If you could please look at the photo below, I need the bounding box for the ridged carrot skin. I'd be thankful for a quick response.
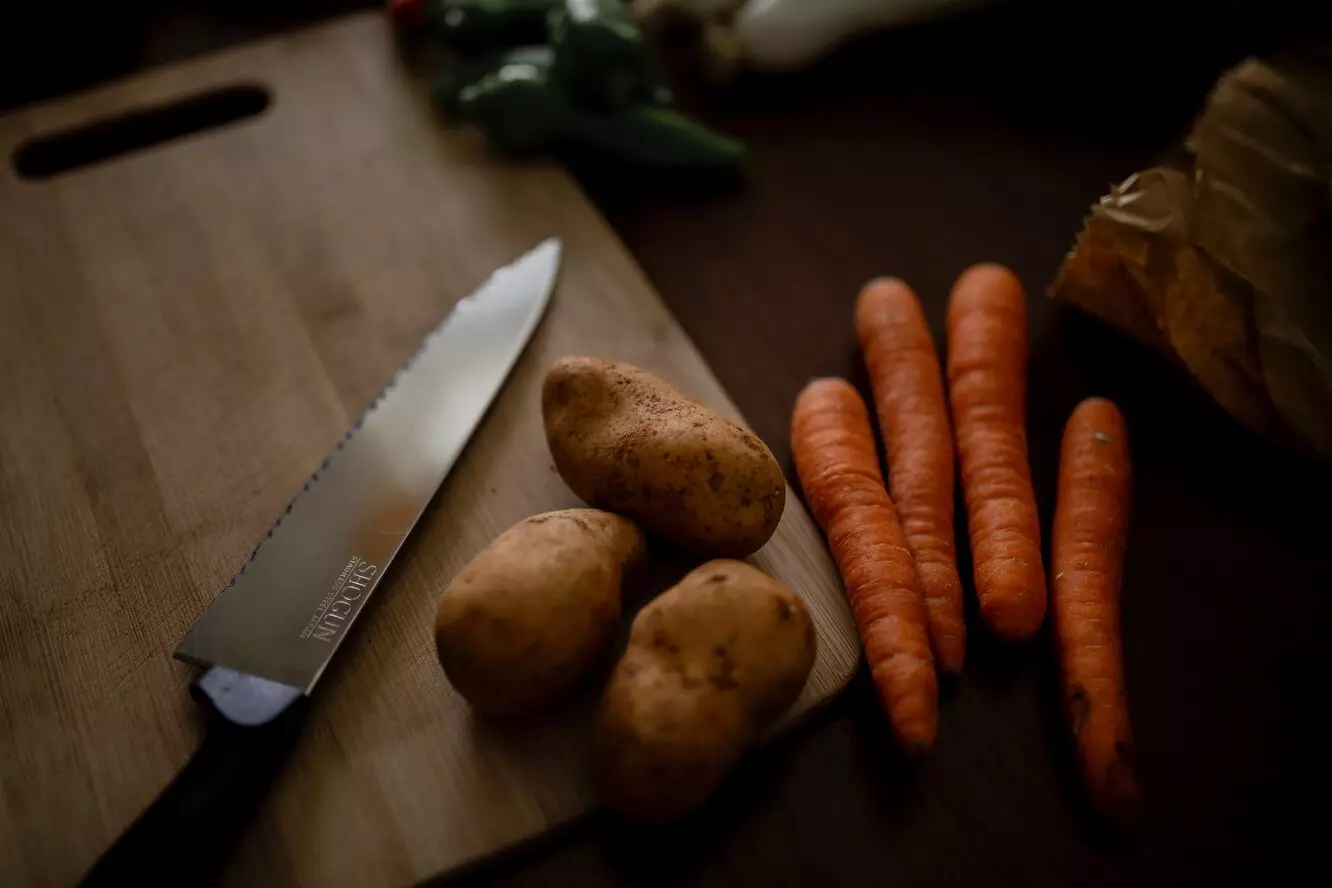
[1052,397,1142,826]
[856,278,966,673]
[946,264,1047,641]
[791,378,937,754]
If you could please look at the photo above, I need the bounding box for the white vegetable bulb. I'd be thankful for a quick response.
[734,0,981,70]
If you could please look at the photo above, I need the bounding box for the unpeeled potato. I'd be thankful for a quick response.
[542,356,786,557]
[595,559,816,822]
[435,509,645,716]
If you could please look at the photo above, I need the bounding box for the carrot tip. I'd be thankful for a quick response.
[1098,780,1144,830]
[936,652,966,675]
[980,597,1046,643]
[863,276,905,290]
[957,262,1018,281]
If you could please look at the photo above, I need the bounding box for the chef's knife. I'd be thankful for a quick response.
[80,239,563,886]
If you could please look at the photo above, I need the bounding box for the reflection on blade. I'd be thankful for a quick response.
[176,239,562,692]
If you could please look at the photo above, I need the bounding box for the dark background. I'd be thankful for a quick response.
[5,3,1329,886]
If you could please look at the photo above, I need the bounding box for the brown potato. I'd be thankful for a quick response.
[435,509,645,716]
[542,356,786,557]
[595,560,816,822]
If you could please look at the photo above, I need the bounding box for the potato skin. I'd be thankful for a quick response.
[542,356,786,557]
[595,560,817,822]
[435,509,645,716]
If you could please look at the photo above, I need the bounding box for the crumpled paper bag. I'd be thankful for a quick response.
[1052,46,1332,456]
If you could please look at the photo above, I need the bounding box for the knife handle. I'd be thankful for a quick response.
[79,676,309,887]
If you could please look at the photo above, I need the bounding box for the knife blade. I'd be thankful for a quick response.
[80,238,562,886]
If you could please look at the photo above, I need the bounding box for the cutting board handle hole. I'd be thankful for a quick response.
[11,84,270,180]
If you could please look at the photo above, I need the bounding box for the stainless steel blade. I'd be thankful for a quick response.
[176,239,561,692]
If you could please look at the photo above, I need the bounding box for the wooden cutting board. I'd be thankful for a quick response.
[0,13,857,887]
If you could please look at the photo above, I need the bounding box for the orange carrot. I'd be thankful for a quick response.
[946,264,1047,641]
[1052,397,1142,826]
[856,278,966,673]
[791,378,937,754]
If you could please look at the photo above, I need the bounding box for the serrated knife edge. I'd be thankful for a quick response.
[174,238,562,692]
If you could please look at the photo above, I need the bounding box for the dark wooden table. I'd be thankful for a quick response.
[527,22,1331,888]
[7,4,1328,886]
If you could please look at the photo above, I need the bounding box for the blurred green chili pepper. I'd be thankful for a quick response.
[566,105,747,171]
[443,14,743,171]
[454,53,571,153]
[432,45,555,116]
[460,76,744,170]
[431,0,558,51]
[547,0,666,112]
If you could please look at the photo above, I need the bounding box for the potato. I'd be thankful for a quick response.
[542,356,786,557]
[595,559,816,822]
[435,509,645,716]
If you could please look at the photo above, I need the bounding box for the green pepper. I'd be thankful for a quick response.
[565,105,746,171]
[431,0,558,51]
[432,46,555,117]
[547,0,666,112]
[454,54,572,153]
[443,24,742,170]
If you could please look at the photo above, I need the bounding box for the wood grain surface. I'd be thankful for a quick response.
[4,5,1330,888]
[0,15,858,887]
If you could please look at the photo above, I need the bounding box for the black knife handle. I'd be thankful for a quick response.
[79,676,309,887]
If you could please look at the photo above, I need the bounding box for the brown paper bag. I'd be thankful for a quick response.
[1052,46,1332,456]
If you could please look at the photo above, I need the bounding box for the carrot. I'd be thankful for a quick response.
[791,378,937,754]
[1052,397,1142,826]
[946,264,1047,641]
[856,278,966,673]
